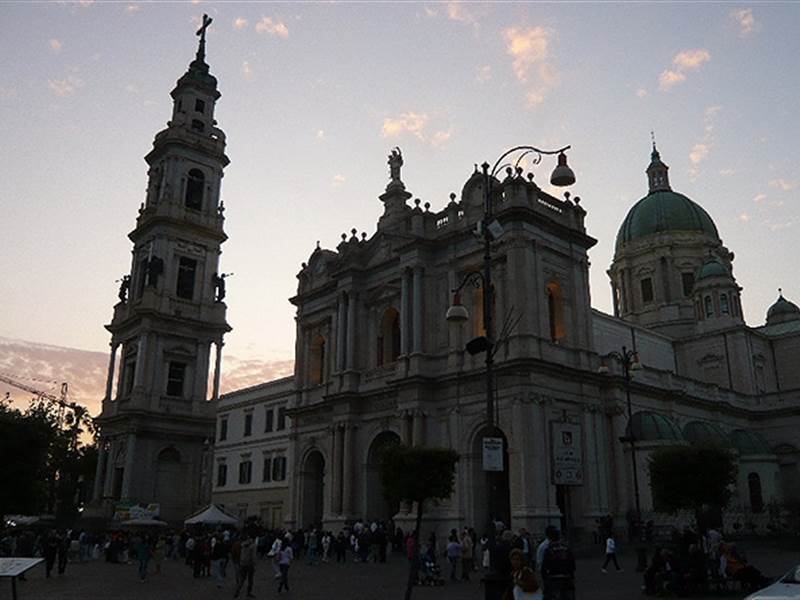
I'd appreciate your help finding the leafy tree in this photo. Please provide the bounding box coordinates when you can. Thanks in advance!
[648,444,737,527]
[0,395,97,525]
[378,444,459,600]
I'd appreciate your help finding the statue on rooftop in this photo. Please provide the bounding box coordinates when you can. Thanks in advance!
[388,147,403,183]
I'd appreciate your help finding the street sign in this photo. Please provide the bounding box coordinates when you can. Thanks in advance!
[0,558,42,578]
[551,422,583,485]
[482,437,504,471]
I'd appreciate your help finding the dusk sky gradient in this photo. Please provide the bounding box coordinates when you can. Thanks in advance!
[2,2,799,396]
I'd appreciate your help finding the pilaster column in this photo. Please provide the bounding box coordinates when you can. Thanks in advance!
[412,410,425,446]
[331,424,343,515]
[212,341,223,402]
[401,411,413,445]
[121,433,137,499]
[133,335,148,388]
[412,267,423,354]
[103,439,116,497]
[346,294,356,370]
[104,343,119,401]
[342,424,354,515]
[92,441,108,501]
[400,269,410,355]
[336,295,346,372]
[196,342,211,401]
[531,397,552,510]
[581,406,599,515]
[611,281,620,317]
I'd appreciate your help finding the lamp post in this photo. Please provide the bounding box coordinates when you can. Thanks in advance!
[598,346,648,571]
[446,145,575,598]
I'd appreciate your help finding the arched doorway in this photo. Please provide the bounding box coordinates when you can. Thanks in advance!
[471,426,511,531]
[301,451,325,528]
[154,447,183,520]
[365,431,402,521]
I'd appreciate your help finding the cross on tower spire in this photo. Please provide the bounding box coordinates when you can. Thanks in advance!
[195,13,213,63]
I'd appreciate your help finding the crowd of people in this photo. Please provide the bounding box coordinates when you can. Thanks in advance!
[642,526,771,596]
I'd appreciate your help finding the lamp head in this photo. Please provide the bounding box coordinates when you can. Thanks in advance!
[629,352,643,371]
[550,152,576,187]
[446,292,469,323]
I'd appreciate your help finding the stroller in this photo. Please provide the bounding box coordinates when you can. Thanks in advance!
[417,550,445,586]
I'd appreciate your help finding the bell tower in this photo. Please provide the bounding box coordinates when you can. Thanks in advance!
[92,16,231,522]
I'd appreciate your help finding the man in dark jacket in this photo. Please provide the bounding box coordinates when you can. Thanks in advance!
[541,529,576,600]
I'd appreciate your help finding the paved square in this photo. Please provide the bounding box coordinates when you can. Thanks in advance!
[5,542,797,600]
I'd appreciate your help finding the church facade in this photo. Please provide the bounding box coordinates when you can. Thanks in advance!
[92,26,230,523]
[268,144,800,538]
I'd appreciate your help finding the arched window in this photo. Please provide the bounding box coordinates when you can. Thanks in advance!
[377,308,400,366]
[748,472,764,513]
[546,281,566,343]
[157,447,181,463]
[720,293,730,315]
[704,295,714,318]
[185,169,205,210]
[309,335,326,385]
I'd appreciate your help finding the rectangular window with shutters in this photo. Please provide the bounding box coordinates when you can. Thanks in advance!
[244,412,253,437]
[216,463,227,487]
[681,272,695,297]
[272,456,287,481]
[640,278,654,303]
[176,257,197,300]
[263,457,272,482]
[276,407,286,430]
[239,460,252,484]
[265,408,274,432]
[166,361,187,397]
[218,418,228,441]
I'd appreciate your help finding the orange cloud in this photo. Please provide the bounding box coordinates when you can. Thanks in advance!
[233,17,248,30]
[732,8,756,37]
[659,49,710,90]
[49,39,62,53]
[255,16,289,38]
[502,26,557,106]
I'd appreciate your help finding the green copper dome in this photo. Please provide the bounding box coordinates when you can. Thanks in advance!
[696,259,729,281]
[616,146,720,249]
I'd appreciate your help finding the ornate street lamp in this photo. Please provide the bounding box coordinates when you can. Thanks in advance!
[598,346,647,571]
[446,145,575,599]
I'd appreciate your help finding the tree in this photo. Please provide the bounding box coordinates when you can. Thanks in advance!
[648,444,737,528]
[378,444,459,600]
[0,395,97,525]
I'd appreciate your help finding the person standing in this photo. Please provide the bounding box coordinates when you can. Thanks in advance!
[460,529,474,581]
[211,534,227,588]
[306,528,319,565]
[134,535,151,581]
[446,534,462,582]
[43,531,58,578]
[234,534,256,598]
[277,539,294,593]
[540,529,575,600]
[535,527,556,579]
[57,532,70,575]
[601,533,621,573]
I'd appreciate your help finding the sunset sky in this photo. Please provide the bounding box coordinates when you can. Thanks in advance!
[2,2,799,410]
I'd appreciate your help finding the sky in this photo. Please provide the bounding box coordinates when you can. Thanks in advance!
[1,1,799,409]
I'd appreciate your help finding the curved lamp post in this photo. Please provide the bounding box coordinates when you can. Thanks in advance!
[446,145,575,599]
[598,346,646,570]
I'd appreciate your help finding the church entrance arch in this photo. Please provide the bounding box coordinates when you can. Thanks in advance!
[471,426,511,531]
[154,447,183,521]
[300,450,325,528]
[365,431,402,521]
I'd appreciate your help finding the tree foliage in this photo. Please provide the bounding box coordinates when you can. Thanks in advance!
[0,395,97,524]
[378,444,460,505]
[648,444,737,516]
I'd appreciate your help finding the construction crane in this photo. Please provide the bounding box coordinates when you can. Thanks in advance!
[0,373,90,446]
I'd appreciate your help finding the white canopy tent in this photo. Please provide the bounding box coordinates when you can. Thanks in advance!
[120,518,168,528]
[184,504,238,526]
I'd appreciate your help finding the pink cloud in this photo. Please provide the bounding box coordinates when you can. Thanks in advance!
[255,16,289,38]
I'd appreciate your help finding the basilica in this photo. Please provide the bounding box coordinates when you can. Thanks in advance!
[92,27,800,538]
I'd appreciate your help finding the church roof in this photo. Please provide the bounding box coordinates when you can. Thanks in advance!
[696,259,729,281]
[616,146,720,249]
[766,292,800,325]
[730,429,772,456]
[626,411,683,442]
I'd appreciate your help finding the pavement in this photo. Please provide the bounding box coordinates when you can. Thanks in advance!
[3,541,798,600]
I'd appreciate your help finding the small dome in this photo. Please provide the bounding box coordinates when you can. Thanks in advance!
[616,191,720,248]
[730,429,772,456]
[696,259,729,281]
[626,411,683,442]
[766,292,800,325]
[683,421,730,447]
